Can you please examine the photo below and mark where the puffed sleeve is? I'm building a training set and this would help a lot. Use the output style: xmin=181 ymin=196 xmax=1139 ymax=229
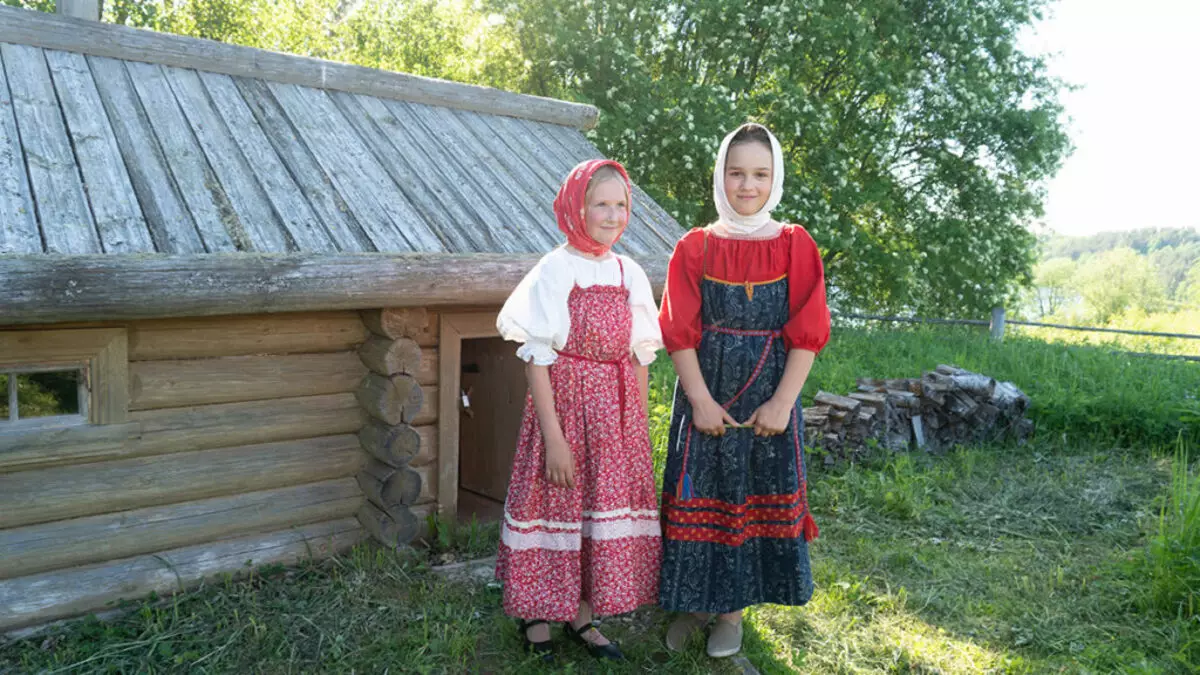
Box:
xmin=783 ymin=225 xmax=831 ymax=354
xmin=622 ymin=256 xmax=664 ymax=365
xmin=658 ymin=229 xmax=705 ymax=353
xmin=496 ymin=251 xmax=571 ymax=365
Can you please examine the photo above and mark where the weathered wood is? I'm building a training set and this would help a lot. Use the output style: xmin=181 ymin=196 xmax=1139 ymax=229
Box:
xmin=0 ymin=393 xmax=363 ymax=473
xmin=356 ymin=501 xmax=418 ymax=548
xmin=0 ymin=327 xmax=128 ymax=424
xmin=1 ymin=43 xmax=99 ymax=254
xmin=0 ymin=44 xmax=39 ymax=254
xmin=129 ymin=311 xmax=369 ymax=361
xmin=357 ymin=420 xmax=420 ymax=467
xmin=129 ymin=351 xmax=366 ymax=410
xmin=198 ymin=71 xmax=340 ymax=253
xmin=266 ymin=81 xmax=435 ymax=252
xmin=0 ymin=478 xmax=361 ymax=580
xmin=0 ymin=517 xmax=362 ymax=631
xmin=358 ymin=336 xmax=422 ymax=376
xmin=413 ymin=461 xmax=437 ymax=505
xmin=124 ymin=59 xmax=239 ymax=252
xmin=412 ymin=424 xmax=437 ymax=466
xmin=356 ymin=373 xmax=422 ymax=426
xmin=87 ymin=55 xmax=208 ymax=253
xmin=813 ymin=392 xmax=862 ymax=413
xmin=357 ymin=458 xmax=421 ymax=509
xmin=332 ymin=92 xmax=482 ymax=252
xmin=232 ymin=76 xmax=370 ymax=252
xmin=0 ymin=435 xmax=364 ymax=529
xmin=0 ymin=253 xmax=667 ymax=325
xmin=360 ymin=308 xmax=437 ymax=345
xmin=55 ymin=0 xmax=100 ymax=20
xmin=44 ymin=49 xmax=153 ymax=253
xmin=162 ymin=66 xmax=293 ymax=253
xmin=0 ymin=5 xmax=598 ymax=129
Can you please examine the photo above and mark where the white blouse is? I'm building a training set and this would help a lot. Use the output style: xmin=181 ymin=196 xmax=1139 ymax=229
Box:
xmin=497 ymin=247 xmax=663 ymax=366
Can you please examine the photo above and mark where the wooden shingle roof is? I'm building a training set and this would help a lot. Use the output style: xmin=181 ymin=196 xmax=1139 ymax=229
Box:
xmin=0 ymin=6 xmax=682 ymax=258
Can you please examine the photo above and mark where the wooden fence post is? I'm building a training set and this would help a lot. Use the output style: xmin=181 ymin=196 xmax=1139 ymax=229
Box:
xmin=989 ymin=307 xmax=1006 ymax=342
xmin=56 ymin=1 xmax=101 ymax=20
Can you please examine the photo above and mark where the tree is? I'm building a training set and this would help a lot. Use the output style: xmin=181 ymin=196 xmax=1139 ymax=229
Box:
xmin=1178 ymin=260 xmax=1200 ymax=307
xmin=1032 ymin=257 xmax=1075 ymax=317
xmin=492 ymin=0 xmax=1071 ymax=315
xmin=1074 ymin=248 xmax=1166 ymax=323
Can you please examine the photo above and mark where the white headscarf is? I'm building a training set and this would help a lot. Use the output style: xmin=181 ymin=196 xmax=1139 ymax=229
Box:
xmin=711 ymin=123 xmax=785 ymax=239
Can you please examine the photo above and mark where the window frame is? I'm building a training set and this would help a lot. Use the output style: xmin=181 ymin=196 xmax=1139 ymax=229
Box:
xmin=0 ymin=328 xmax=128 ymax=426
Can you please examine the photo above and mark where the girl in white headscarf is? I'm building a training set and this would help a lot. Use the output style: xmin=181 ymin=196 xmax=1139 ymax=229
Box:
xmin=656 ymin=123 xmax=831 ymax=659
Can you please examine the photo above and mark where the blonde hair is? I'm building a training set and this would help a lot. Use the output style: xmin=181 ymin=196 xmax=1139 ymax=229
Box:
xmin=585 ymin=166 xmax=629 ymax=201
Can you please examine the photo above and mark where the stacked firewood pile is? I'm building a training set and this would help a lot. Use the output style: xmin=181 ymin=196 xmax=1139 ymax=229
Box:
xmin=803 ymin=365 xmax=1033 ymax=463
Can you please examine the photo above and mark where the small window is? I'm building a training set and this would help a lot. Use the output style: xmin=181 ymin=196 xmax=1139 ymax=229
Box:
xmin=1 ymin=366 xmax=88 ymax=427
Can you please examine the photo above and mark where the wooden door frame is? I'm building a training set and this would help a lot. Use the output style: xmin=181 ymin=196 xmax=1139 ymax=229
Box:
xmin=437 ymin=311 xmax=501 ymax=518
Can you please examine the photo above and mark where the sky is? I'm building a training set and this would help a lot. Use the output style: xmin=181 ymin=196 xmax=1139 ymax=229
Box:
xmin=1021 ymin=0 xmax=1200 ymax=237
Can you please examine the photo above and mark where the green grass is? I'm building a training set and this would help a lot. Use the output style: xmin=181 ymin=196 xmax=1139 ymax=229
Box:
xmin=3 ymin=326 xmax=1198 ymax=673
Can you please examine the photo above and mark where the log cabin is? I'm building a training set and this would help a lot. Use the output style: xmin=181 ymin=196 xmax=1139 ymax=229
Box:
xmin=0 ymin=2 xmax=682 ymax=632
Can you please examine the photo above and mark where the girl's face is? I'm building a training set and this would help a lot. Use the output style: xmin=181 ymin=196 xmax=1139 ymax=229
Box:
xmin=583 ymin=178 xmax=629 ymax=249
xmin=723 ymin=141 xmax=774 ymax=216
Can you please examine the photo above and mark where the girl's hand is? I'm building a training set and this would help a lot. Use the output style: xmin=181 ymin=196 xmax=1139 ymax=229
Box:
xmin=544 ymin=436 xmax=575 ymax=488
xmin=744 ymin=397 xmax=793 ymax=437
xmin=691 ymin=394 xmax=740 ymax=436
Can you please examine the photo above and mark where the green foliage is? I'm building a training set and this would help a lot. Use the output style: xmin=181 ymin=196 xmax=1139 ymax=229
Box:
xmin=1043 ymin=226 xmax=1200 ymax=260
xmin=494 ymin=0 xmax=1071 ymax=316
xmin=1178 ymin=259 xmax=1200 ymax=307
xmin=1030 ymin=256 xmax=1076 ymax=317
xmin=1138 ymin=440 xmax=1200 ymax=620
xmin=1073 ymin=248 xmax=1167 ymax=323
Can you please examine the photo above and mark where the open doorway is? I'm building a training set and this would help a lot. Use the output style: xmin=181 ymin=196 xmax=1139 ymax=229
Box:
xmin=457 ymin=337 xmax=526 ymax=523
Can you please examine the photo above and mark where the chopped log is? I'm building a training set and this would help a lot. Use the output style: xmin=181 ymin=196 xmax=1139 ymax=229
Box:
xmin=950 ymin=372 xmax=996 ymax=398
xmin=0 ymin=478 xmax=360 ymax=581
xmin=813 ymin=392 xmax=862 ymax=414
xmin=357 ymin=420 xmax=420 ymax=467
xmin=848 ymin=392 xmax=887 ymax=414
xmin=356 ymin=373 xmax=422 ymax=425
xmin=357 ymin=336 xmax=422 ymax=376
xmin=357 ymin=458 xmax=421 ymax=508
xmin=128 ymin=312 xmax=368 ymax=361
xmin=0 ymin=518 xmax=362 ymax=631
xmin=356 ymin=501 xmax=419 ymax=547
xmin=0 ymin=435 xmax=364 ymax=529
xmin=360 ymin=308 xmax=437 ymax=345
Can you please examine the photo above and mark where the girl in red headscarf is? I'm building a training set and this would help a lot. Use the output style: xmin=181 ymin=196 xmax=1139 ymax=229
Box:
xmin=494 ymin=159 xmax=663 ymax=663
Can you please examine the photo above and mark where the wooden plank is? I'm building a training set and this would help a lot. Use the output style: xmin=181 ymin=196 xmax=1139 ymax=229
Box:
xmin=0 ymin=517 xmax=362 ymax=631
xmin=0 ymin=434 xmax=364 ymax=529
xmin=55 ymin=0 xmax=100 ymax=21
xmin=124 ymin=60 xmax=239 ymax=252
xmin=198 ymin=71 xmax=339 ymax=253
xmin=232 ymin=77 xmax=370 ymax=252
xmin=0 ymin=393 xmax=364 ymax=473
xmin=0 ymin=5 xmax=598 ymax=130
xmin=91 ymin=327 xmax=128 ymax=424
xmin=394 ymin=100 xmax=546 ymax=253
xmin=0 ymin=253 xmax=669 ymax=324
xmin=44 ymin=49 xmax=153 ymax=253
xmin=330 ymin=92 xmax=480 ymax=253
xmin=441 ymin=107 xmax=562 ymax=250
xmin=352 ymin=93 xmax=516 ymax=252
xmin=128 ymin=312 xmax=368 ymax=361
xmin=267 ymin=81 xmax=439 ymax=252
xmin=437 ymin=315 xmax=462 ymax=518
xmin=129 ymin=351 xmax=366 ymax=410
xmin=162 ymin=66 xmax=292 ymax=253
xmin=86 ymin=55 xmax=206 ymax=253
xmin=0 ymin=45 xmax=40 ymax=254
xmin=0 ymin=327 xmax=123 ymax=367
xmin=0 ymin=478 xmax=361 ymax=580
xmin=413 ymin=461 xmax=437 ymax=505
xmin=0 ymin=43 xmax=99 ymax=254
xmin=418 ymin=348 xmax=438 ymax=386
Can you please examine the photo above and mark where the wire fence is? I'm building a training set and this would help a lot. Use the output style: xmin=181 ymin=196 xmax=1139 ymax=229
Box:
xmin=834 ymin=309 xmax=1200 ymax=363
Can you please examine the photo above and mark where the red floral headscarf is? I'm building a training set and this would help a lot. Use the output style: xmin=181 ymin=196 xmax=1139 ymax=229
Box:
xmin=553 ymin=159 xmax=632 ymax=256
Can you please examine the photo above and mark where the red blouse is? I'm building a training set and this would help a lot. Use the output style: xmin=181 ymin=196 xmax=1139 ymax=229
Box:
xmin=658 ymin=224 xmax=831 ymax=354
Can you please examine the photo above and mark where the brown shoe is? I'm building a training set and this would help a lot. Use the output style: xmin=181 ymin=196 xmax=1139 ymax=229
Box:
xmin=665 ymin=613 xmax=709 ymax=652
xmin=706 ymin=618 xmax=743 ymax=658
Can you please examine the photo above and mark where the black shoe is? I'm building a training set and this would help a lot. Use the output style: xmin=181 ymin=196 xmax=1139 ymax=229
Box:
xmin=518 ymin=619 xmax=554 ymax=663
xmin=563 ymin=621 xmax=625 ymax=661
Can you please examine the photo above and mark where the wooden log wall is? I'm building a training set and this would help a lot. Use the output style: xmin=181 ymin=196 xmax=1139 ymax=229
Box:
xmin=0 ymin=310 xmax=375 ymax=631
xmin=353 ymin=308 xmax=440 ymax=547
